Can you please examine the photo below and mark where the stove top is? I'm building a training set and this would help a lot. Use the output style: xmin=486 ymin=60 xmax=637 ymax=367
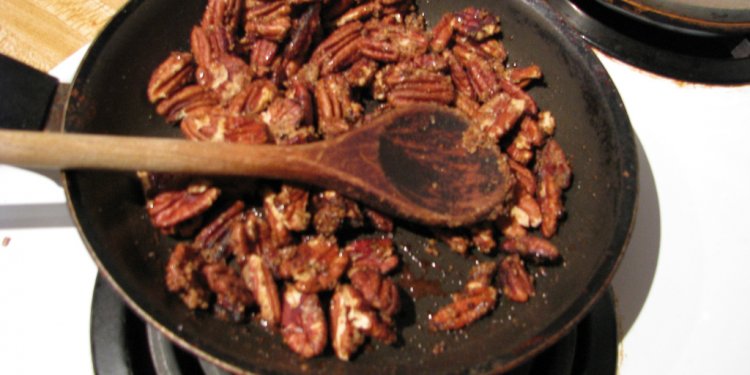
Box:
xmin=548 ymin=0 xmax=750 ymax=83
xmin=90 ymin=275 xmax=618 ymax=375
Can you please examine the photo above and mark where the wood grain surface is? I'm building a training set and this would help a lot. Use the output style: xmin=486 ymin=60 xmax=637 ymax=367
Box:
xmin=0 ymin=0 xmax=128 ymax=72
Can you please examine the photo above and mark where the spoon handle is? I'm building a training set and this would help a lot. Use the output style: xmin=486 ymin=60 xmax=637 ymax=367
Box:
xmin=0 ymin=129 xmax=319 ymax=178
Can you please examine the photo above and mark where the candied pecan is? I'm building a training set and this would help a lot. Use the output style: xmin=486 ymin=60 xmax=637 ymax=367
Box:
xmin=360 ymin=22 xmax=429 ymax=63
xmin=475 ymin=92 xmax=526 ymax=142
xmin=498 ymin=254 xmax=535 ymax=303
xmin=538 ymin=110 xmax=556 ymax=136
xmin=201 ymin=0 xmax=241 ymax=50
xmin=430 ymin=13 xmax=456 ymax=53
xmin=509 ymin=159 xmax=537 ymax=196
xmin=536 ymin=140 xmax=571 ymax=237
xmin=243 ymin=1 xmax=292 ymax=43
xmin=284 ymin=82 xmax=315 ymax=126
xmin=348 ymin=267 xmax=401 ymax=317
xmin=282 ymin=235 xmax=349 ymax=293
xmin=196 ymin=54 xmax=253 ymax=103
xmin=429 ymin=261 xmax=498 ymax=331
xmin=452 ymin=7 xmax=501 ymax=41
xmin=508 ymin=116 xmax=545 ymax=165
xmin=470 ymin=225 xmax=496 ymax=254
xmin=165 ymin=242 xmax=210 ymax=310
xmin=190 ymin=25 xmax=230 ymax=69
xmin=429 ymin=285 xmax=497 ymax=331
xmin=430 ymin=261 xmax=499 ymax=332
xmin=443 ymin=50 xmax=475 ymax=99
xmin=505 ymin=64 xmax=543 ymax=88
xmin=330 ymin=284 xmax=396 ymax=360
xmin=501 ymin=235 xmax=560 ymax=263
xmin=510 ymin=193 xmax=542 ymax=229
xmin=203 ymin=262 xmax=254 ymax=321
xmin=242 ymin=254 xmax=282 ymax=326
xmin=343 ymin=58 xmax=379 ymax=87
xmin=263 ymin=185 xmax=310 ymax=245
xmin=372 ymin=61 xmax=455 ymax=106
xmin=498 ymin=77 xmax=538 ymax=114
xmin=433 ymin=229 xmax=471 ymax=255
xmin=536 ymin=139 xmax=572 ymax=190
xmin=314 ymin=74 xmax=363 ymax=137
xmin=147 ymin=183 xmax=220 ymax=230
xmin=260 ymin=97 xmax=306 ymax=144
xmin=244 ymin=208 xmax=295 ymax=277
xmin=453 ymin=44 xmax=500 ymax=103
xmin=155 ymin=85 xmax=219 ymax=122
xmin=310 ymin=21 xmax=363 ymax=74
xmin=537 ymin=175 xmax=563 ymax=238
xmin=344 ymin=237 xmax=399 ymax=274
xmin=180 ymin=111 xmax=270 ymax=144
xmin=136 ymin=171 xmax=193 ymax=199
xmin=147 ymin=52 xmax=195 ymax=103
xmin=227 ymin=79 xmax=278 ymax=116
xmin=312 ymin=190 xmax=347 ymax=235
xmin=194 ymin=200 xmax=245 ymax=249
xmin=281 ymin=284 xmax=328 ymax=358
xmin=249 ymin=39 xmax=279 ymax=78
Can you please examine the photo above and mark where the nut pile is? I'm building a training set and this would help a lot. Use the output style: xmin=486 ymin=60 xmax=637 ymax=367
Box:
xmin=145 ymin=0 xmax=572 ymax=361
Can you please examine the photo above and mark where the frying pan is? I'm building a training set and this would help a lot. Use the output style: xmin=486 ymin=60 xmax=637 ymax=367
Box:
xmin=596 ymin=0 xmax=750 ymax=36
xmin=4 ymin=0 xmax=637 ymax=373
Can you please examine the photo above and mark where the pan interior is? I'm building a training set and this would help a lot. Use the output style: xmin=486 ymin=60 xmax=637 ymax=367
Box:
xmin=63 ymin=0 xmax=636 ymax=373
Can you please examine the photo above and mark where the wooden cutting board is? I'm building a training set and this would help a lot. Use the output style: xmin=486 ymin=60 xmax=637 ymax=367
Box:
xmin=0 ymin=0 xmax=128 ymax=72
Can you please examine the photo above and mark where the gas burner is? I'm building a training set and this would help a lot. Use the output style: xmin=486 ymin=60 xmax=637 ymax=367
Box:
xmin=548 ymin=0 xmax=750 ymax=84
xmin=90 ymin=275 xmax=618 ymax=374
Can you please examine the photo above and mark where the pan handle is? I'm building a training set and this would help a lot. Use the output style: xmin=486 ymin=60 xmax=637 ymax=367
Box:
xmin=0 ymin=55 xmax=59 ymax=132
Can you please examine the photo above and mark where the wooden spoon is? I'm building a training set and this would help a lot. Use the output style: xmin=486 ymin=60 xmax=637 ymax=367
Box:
xmin=0 ymin=104 xmax=512 ymax=227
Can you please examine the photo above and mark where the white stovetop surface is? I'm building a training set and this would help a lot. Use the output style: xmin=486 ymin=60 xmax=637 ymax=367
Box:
xmin=1 ymin=46 xmax=749 ymax=374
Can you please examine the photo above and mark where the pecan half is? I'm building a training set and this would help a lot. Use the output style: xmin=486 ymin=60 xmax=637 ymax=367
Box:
xmin=498 ymin=254 xmax=535 ymax=303
xmin=263 ymin=185 xmax=311 ymax=247
xmin=281 ymin=284 xmax=328 ymax=358
xmin=361 ymin=22 xmax=429 ymax=63
xmin=501 ymin=235 xmax=560 ymax=263
xmin=314 ymin=74 xmax=363 ymax=137
xmin=429 ymin=286 xmax=497 ymax=331
xmin=147 ymin=183 xmax=220 ymax=230
xmin=475 ymin=92 xmax=526 ymax=142
xmin=243 ymin=1 xmax=292 ymax=43
xmin=147 ymin=52 xmax=195 ymax=103
xmin=261 ymin=98 xmax=306 ymax=144
xmin=453 ymin=7 xmax=501 ymax=41
xmin=535 ymin=140 xmax=571 ymax=237
xmin=201 ymin=0 xmax=241 ymax=51
xmin=242 ymin=254 xmax=282 ymax=326
xmin=155 ymin=85 xmax=219 ymax=123
xmin=429 ymin=261 xmax=497 ymax=331
xmin=227 ymin=79 xmax=278 ymax=116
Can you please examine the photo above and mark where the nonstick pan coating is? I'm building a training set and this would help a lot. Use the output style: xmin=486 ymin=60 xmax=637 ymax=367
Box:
xmin=62 ymin=0 xmax=637 ymax=373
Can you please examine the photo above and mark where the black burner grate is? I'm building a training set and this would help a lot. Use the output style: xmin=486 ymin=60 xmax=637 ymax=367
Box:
xmin=548 ymin=0 xmax=750 ymax=84
xmin=91 ymin=275 xmax=617 ymax=374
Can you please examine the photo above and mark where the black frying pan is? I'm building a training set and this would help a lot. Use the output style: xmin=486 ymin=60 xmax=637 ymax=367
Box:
xmin=6 ymin=0 xmax=637 ymax=373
